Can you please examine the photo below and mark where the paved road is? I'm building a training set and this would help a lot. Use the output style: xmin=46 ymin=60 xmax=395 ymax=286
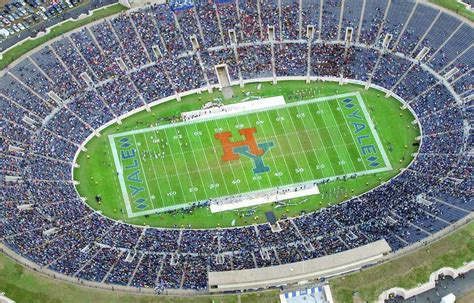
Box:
xmin=386 ymin=270 xmax=474 ymax=303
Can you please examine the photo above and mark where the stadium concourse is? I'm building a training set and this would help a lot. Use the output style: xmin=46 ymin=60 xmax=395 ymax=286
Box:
xmin=0 ymin=0 xmax=472 ymax=296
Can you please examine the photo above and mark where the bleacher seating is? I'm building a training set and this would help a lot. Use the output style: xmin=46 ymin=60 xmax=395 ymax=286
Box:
xmin=0 ymin=0 xmax=472 ymax=293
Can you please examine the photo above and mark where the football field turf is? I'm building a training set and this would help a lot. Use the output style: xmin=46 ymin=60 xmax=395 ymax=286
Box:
xmin=109 ymin=92 xmax=391 ymax=217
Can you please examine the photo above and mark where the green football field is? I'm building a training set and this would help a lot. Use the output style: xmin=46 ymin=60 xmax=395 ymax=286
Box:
xmin=109 ymin=93 xmax=390 ymax=217
xmin=74 ymin=81 xmax=420 ymax=228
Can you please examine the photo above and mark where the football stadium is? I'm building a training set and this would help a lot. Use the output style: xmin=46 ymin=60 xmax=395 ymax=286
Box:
xmin=0 ymin=0 xmax=472 ymax=302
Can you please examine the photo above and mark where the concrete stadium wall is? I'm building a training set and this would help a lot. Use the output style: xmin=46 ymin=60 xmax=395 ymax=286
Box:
xmin=208 ymin=240 xmax=392 ymax=292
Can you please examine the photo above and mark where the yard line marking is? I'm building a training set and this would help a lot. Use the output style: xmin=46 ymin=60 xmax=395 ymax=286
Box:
xmin=247 ymin=113 xmax=285 ymax=187
xmin=144 ymin=140 xmax=359 ymax=180
xmin=244 ymin=114 xmax=275 ymax=190
xmin=166 ymin=126 xmax=199 ymax=202
xmin=262 ymin=110 xmax=298 ymax=185
xmin=142 ymin=132 xmax=167 ymax=209
xmin=203 ymin=122 xmax=232 ymax=196
xmin=281 ymin=107 xmax=318 ymax=181
xmin=161 ymin=127 xmax=194 ymax=205
xmin=304 ymin=104 xmax=338 ymax=176
xmin=188 ymin=123 xmax=219 ymax=195
xmin=242 ymin=114 xmax=271 ymax=190
xmin=223 ymin=118 xmax=253 ymax=193
xmin=181 ymin=125 xmax=210 ymax=201
xmin=294 ymin=105 xmax=327 ymax=178
xmin=320 ymin=100 xmax=358 ymax=173
xmin=313 ymin=101 xmax=350 ymax=176
xmin=191 ymin=122 xmax=223 ymax=196
xmin=149 ymin=129 xmax=177 ymax=206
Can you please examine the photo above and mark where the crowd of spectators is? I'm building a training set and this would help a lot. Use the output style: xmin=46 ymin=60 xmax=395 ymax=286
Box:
xmin=1 ymin=0 xmax=472 ymax=293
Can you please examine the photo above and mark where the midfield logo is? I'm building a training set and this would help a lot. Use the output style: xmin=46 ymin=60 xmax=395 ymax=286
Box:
xmin=214 ymin=127 xmax=274 ymax=174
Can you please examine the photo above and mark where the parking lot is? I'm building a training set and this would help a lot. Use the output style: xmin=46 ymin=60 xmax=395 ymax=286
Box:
xmin=0 ymin=0 xmax=115 ymax=51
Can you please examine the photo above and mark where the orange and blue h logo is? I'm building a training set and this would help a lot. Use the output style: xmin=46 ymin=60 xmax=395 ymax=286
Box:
xmin=215 ymin=127 xmax=274 ymax=174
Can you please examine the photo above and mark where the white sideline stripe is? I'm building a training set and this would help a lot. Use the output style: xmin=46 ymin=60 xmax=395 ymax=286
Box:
xmin=209 ymin=185 xmax=320 ymax=213
xmin=108 ymin=136 xmax=134 ymax=217
xmin=355 ymin=92 xmax=393 ymax=170
xmin=181 ymin=96 xmax=286 ymax=122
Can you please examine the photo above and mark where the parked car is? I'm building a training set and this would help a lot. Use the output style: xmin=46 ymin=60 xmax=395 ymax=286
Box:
xmin=27 ymin=0 xmax=40 ymax=8
xmin=5 ymin=4 xmax=15 ymax=12
xmin=38 ymin=11 xmax=47 ymax=20
xmin=24 ymin=15 xmax=34 ymax=25
xmin=1 ymin=17 xmax=11 ymax=25
xmin=18 ymin=7 xmax=27 ymax=15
